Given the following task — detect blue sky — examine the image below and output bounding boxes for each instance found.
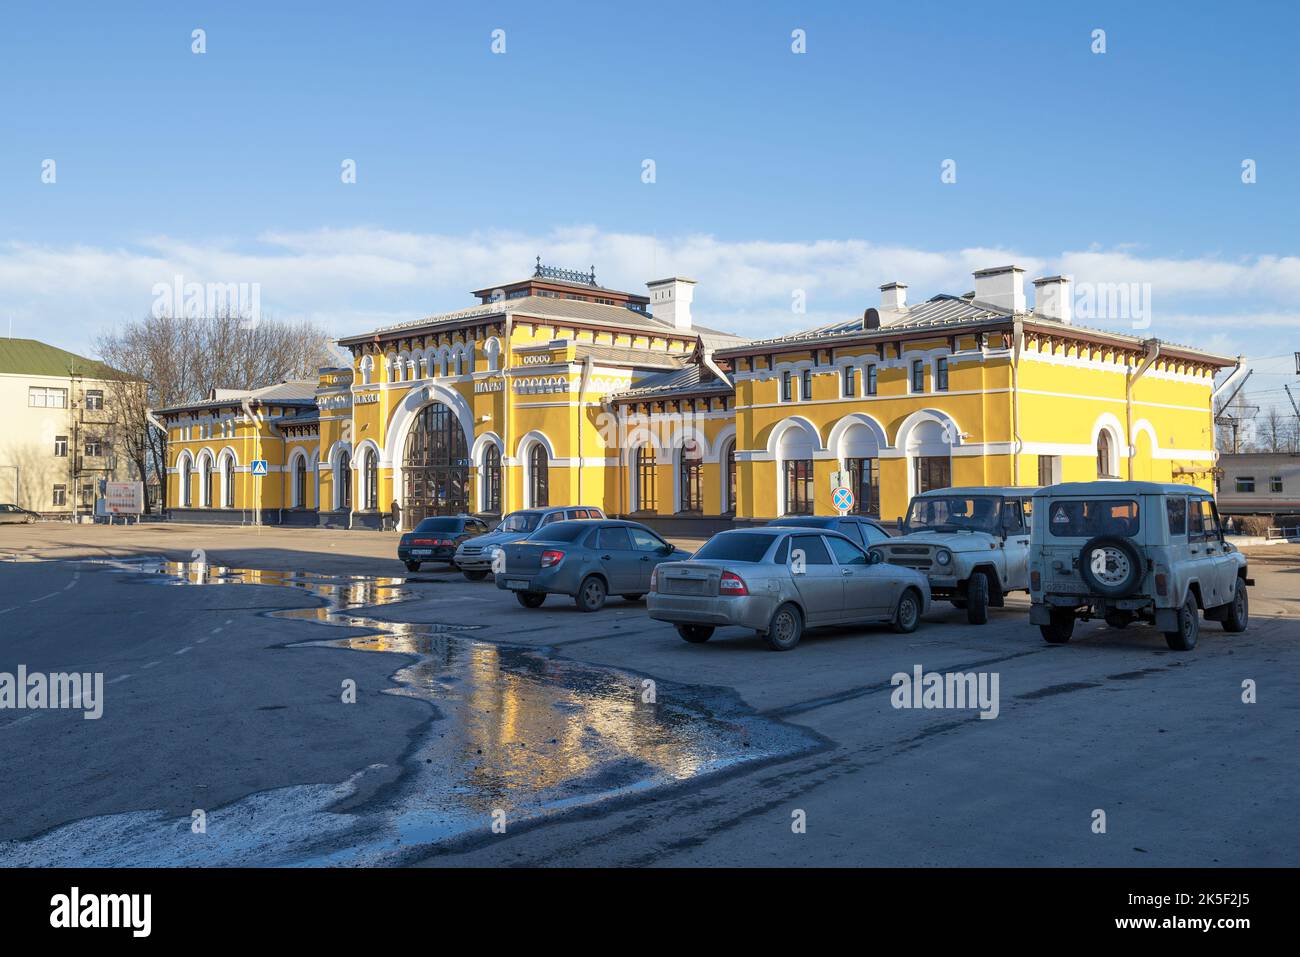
[2,0,1298,410]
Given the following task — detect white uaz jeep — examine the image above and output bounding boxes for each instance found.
[1028,481,1251,651]
[871,486,1036,625]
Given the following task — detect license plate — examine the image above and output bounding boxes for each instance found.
[411,549,432,556]
[506,579,529,590]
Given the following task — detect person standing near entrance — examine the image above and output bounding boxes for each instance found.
[390,499,402,532]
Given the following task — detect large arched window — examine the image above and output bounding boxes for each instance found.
[337,451,352,510]
[724,440,737,514]
[403,403,469,522]
[1096,431,1115,479]
[222,456,234,508]
[294,456,308,508]
[776,423,817,516]
[363,448,378,511]
[679,439,703,512]
[180,457,192,507]
[483,444,502,513]
[528,443,549,508]
[635,446,657,511]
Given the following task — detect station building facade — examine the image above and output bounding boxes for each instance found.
[156,262,1237,531]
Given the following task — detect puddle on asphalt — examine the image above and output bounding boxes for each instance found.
[0,559,819,866]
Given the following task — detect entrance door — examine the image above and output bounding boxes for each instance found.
[403,402,469,527]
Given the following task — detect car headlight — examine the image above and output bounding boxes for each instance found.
[935,550,952,567]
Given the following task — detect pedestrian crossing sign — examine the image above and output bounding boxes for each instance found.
[251,460,268,477]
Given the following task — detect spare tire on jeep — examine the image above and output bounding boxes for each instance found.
[1078,535,1143,598]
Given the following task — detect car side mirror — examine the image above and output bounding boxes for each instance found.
[659,543,674,555]
[868,550,884,565]
[895,517,904,531]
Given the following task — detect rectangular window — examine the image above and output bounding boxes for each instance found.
[1047,499,1140,538]
[800,368,812,400]
[935,357,949,391]
[1235,476,1255,493]
[52,485,66,507]
[843,366,856,397]
[783,459,814,515]
[1037,455,1060,487]
[914,456,951,493]
[911,360,925,393]
[781,371,792,402]
[866,365,877,395]
[85,440,103,458]
[28,387,68,408]
[1166,497,1187,536]
[1270,475,1283,493]
[54,435,68,457]
[84,389,104,410]
[847,457,880,517]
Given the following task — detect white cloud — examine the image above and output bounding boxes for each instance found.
[0,227,1296,371]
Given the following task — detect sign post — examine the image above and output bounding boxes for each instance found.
[104,482,144,524]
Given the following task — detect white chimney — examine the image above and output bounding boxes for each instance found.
[646,277,696,331]
[879,281,908,311]
[972,265,1026,314]
[1033,275,1073,324]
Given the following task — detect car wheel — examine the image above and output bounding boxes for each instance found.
[1039,608,1075,644]
[676,624,714,643]
[26,515,36,524]
[893,588,922,634]
[404,561,421,572]
[462,569,489,581]
[966,572,990,625]
[620,594,644,602]
[1078,535,1144,598]
[575,575,607,613]
[1221,577,1249,633]
[516,591,546,609]
[1163,593,1200,651]
[763,603,803,651]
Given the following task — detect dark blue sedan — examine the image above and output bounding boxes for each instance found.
[497,520,692,611]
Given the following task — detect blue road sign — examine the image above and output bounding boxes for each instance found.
[250,460,268,477]
[832,486,854,513]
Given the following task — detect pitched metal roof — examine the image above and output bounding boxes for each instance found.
[153,379,319,415]
[0,338,130,379]
[339,295,749,346]
[574,344,689,370]
[609,365,733,402]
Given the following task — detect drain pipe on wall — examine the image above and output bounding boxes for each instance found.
[1125,338,1161,480]
[146,410,167,512]
[577,354,594,506]
[1010,319,1024,486]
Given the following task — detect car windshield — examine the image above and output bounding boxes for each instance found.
[904,496,1002,534]
[496,512,542,533]
[413,518,463,533]
[1046,499,1141,538]
[528,521,592,543]
[692,532,775,563]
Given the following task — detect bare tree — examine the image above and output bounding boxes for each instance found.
[96,312,334,512]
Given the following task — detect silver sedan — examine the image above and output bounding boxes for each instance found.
[647,527,931,651]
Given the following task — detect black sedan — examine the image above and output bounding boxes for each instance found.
[0,504,39,524]
[765,514,893,548]
[398,515,492,572]
[497,520,691,611]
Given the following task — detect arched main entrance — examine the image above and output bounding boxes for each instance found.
[403,402,469,525]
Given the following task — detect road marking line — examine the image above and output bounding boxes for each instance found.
[107,674,132,685]
[141,660,161,669]
[174,646,192,655]
[1,714,39,730]
[0,607,16,615]
[211,626,223,634]
[29,592,59,603]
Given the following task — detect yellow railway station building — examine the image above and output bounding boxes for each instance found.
[156,261,1238,532]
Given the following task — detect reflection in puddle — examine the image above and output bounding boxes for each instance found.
[1,559,816,866]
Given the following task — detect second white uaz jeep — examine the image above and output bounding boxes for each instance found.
[871,486,1037,625]
[1028,481,1252,651]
